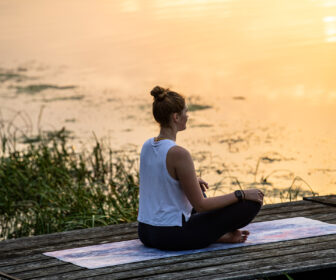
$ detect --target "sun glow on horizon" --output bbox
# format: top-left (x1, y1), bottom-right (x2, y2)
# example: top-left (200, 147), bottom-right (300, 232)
top-left (323, 16), bottom-right (336, 42)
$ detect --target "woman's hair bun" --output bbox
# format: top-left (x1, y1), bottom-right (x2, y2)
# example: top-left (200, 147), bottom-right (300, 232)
top-left (150, 86), bottom-right (167, 101)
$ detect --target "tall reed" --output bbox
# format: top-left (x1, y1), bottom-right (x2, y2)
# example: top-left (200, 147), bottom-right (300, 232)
top-left (0, 126), bottom-right (139, 240)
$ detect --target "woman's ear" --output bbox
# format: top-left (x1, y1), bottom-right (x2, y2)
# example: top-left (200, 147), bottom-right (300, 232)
top-left (172, 112), bottom-right (179, 123)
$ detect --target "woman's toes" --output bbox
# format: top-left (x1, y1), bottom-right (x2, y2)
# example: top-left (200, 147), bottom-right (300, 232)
top-left (217, 230), bottom-right (250, 244)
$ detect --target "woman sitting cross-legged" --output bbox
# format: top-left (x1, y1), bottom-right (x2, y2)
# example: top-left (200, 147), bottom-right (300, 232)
top-left (137, 85), bottom-right (264, 251)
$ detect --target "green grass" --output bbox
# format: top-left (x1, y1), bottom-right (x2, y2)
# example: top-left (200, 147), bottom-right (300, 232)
top-left (284, 273), bottom-right (294, 280)
top-left (0, 127), bottom-right (139, 240)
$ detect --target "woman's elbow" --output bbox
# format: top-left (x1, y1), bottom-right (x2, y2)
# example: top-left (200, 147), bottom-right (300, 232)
top-left (192, 199), bottom-right (207, 213)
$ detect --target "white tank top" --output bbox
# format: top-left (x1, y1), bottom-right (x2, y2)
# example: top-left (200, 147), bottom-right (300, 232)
top-left (137, 138), bottom-right (193, 226)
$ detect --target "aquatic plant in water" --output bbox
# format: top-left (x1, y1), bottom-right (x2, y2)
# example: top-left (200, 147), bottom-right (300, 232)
top-left (187, 96), bottom-right (212, 112)
top-left (16, 84), bottom-right (77, 94)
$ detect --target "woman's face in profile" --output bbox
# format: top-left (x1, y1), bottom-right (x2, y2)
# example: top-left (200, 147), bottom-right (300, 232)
top-left (178, 106), bottom-right (189, 131)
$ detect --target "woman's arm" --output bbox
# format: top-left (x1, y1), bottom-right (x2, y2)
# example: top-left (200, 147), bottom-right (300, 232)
top-left (168, 146), bottom-right (263, 213)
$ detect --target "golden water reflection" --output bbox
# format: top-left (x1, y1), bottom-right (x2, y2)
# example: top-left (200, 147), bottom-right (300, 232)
top-left (0, 0), bottom-right (335, 202)
top-left (323, 16), bottom-right (336, 42)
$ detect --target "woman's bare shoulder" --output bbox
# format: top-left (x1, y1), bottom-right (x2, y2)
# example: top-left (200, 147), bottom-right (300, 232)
top-left (168, 145), bottom-right (191, 160)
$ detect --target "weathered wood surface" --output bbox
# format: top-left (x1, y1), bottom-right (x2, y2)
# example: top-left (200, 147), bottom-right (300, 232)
top-left (304, 194), bottom-right (336, 207)
top-left (0, 271), bottom-right (21, 280)
top-left (0, 195), bottom-right (335, 280)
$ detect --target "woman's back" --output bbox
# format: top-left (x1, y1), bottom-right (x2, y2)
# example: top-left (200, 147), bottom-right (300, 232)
top-left (137, 138), bottom-right (193, 227)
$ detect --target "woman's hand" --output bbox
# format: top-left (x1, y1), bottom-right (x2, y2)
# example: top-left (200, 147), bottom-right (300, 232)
top-left (197, 177), bottom-right (209, 193)
top-left (243, 189), bottom-right (264, 205)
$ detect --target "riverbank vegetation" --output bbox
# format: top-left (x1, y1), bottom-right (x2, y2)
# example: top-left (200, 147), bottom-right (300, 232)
top-left (0, 125), bottom-right (139, 240)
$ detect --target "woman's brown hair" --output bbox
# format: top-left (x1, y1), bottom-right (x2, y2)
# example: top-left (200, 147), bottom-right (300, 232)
top-left (150, 86), bottom-right (185, 127)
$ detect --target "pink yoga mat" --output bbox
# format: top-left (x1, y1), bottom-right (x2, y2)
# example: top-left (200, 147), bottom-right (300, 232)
top-left (44, 217), bottom-right (336, 269)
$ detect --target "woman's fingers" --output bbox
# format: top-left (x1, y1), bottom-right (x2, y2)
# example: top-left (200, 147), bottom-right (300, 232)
top-left (257, 189), bottom-right (264, 196)
top-left (198, 177), bottom-right (209, 191)
top-left (241, 189), bottom-right (264, 206)
top-left (199, 179), bottom-right (208, 186)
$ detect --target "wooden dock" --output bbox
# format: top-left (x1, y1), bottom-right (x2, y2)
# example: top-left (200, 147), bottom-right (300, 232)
top-left (0, 195), bottom-right (335, 280)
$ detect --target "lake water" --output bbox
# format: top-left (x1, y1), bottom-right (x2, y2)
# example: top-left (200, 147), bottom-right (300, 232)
top-left (1, 0), bottom-right (336, 203)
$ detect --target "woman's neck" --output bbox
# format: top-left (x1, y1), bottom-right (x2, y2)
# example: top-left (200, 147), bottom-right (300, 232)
top-left (157, 127), bottom-right (177, 142)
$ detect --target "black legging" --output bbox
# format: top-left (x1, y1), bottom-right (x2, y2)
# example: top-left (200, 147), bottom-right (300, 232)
top-left (138, 200), bottom-right (261, 251)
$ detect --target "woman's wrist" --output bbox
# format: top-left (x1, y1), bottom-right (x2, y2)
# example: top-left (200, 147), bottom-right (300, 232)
top-left (234, 190), bottom-right (244, 202)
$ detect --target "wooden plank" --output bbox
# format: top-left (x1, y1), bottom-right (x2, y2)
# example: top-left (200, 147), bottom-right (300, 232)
top-left (304, 195), bottom-right (336, 207)
top-left (1, 222), bottom-right (138, 246)
top-left (326, 218), bottom-right (336, 224)
top-left (0, 223), bottom-right (138, 253)
top-left (1, 259), bottom-right (70, 275)
top-left (257, 202), bottom-right (330, 216)
top-left (191, 258), bottom-right (336, 280)
top-left (0, 232), bottom-right (138, 260)
top-left (11, 264), bottom-right (83, 280)
top-left (260, 200), bottom-right (312, 209)
top-left (260, 200), bottom-right (326, 211)
top-left (0, 232), bottom-right (137, 257)
top-left (10, 235), bottom-right (336, 280)
top-left (0, 255), bottom-right (49, 268)
top-left (258, 198), bottom-right (333, 211)
top-left (0, 271), bottom-right (21, 280)
top-left (136, 249), bottom-right (336, 280)
top-left (254, 211), bottom-right (336, 223)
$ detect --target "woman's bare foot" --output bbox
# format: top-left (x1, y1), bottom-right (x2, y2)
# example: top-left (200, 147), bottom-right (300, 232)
top-left (216, 230), bottom-right (250, 243)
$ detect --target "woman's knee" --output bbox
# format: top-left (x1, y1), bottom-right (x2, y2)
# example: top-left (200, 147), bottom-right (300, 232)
top-left (240, 200), bottom-right (262, 224)
top-left (246, 200), bottom-right (262, 213)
